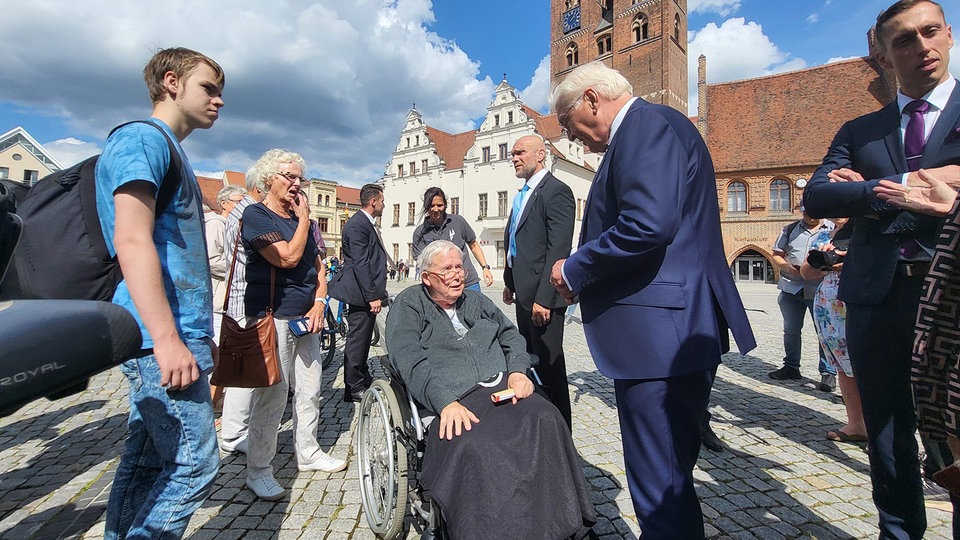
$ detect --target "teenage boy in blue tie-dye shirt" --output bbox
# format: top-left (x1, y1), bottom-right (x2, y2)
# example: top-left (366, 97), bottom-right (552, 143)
top-left (95, 47), bottom-right (224, 540)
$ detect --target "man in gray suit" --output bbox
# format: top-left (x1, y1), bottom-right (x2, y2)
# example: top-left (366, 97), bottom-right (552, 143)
top-left (328, 184), bottom-right (388, 403)
top-left (503, 135), bottom-right (576, 429)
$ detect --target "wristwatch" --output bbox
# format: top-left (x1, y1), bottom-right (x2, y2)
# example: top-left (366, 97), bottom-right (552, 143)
top-left (481, 264), bottom-right (491, 270)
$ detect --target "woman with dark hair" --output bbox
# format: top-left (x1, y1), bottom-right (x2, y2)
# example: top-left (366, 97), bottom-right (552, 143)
top-left (412, 187), bottom-right (493, 291)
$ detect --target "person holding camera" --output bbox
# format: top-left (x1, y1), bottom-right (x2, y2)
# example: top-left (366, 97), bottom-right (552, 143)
top-left (800, 219), bottom-right (866, 443)
top-left (769, 207), bottom-right (837, 390)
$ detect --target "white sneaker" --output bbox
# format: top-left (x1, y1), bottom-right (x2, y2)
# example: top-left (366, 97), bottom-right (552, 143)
top-left (246, 474), bottom-right (285, 501)
top-left (220, 437), bottom-right (248, 455)
top-left (298, 451), bottom-right (348, 473)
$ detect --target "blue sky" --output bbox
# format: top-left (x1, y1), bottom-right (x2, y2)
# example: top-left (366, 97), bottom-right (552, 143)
top-left (1, 0), bottom-right (957, 185)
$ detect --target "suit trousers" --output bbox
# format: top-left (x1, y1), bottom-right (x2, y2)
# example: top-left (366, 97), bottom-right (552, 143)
top-left (615, 368), bottom-right (715, 539)
top-left (344, 304), bottom-right (376, 394)
top-left (515, 304), bottom-right (571, 430)
top-left (846, 274), bottom-right (926, 540)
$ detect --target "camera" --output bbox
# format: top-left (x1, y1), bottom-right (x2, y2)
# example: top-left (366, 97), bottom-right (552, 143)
top-left (806, 249), bottom-right (844, 271)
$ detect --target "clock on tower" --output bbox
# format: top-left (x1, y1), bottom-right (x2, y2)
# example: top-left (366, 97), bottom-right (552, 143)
top-left (562, 6), bottom-right (580, 34)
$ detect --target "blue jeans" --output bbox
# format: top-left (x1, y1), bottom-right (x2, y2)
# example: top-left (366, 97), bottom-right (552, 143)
top-left (778, 290), bottom-right (835, 375)
top-left (105, 340), bottom-right (219, 540)
top-left (465, 283), bottom-right (481, 292)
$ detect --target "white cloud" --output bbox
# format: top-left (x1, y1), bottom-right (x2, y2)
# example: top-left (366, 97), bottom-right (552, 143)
top-left (952, 44), bottom-right (959, 80)
top-left (43, 138), bottom-right (100, 168)
top-left (688, 18), bottom-right (808, 115)
top-left (519, 56), bottom-right (552, 113)
top-left (0, 0), bottom-right (497, 186)
top-left (826, 55), bottom-right (860, 64)
top-left (806, 13), bottom-right (820, 24)
top-left (688, 0), bottom-right (741, 17)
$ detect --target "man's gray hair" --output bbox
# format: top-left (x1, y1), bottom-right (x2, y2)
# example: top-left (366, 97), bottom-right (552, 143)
top-left (418, 240), bottom-right (462, 274)
top-left (548, 61), bottom-right (633, 115)
top-left (247, 149), bottom-right (307, 193)
top-left (216, 184), bottom-right (246, 206)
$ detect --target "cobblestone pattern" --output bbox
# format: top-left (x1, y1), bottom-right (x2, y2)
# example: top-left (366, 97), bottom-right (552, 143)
top-left (0, 282), bottom-right (953, 539)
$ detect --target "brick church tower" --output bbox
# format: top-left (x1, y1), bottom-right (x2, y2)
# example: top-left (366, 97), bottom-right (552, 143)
top-left (550, 0), bottom-right (688, 114)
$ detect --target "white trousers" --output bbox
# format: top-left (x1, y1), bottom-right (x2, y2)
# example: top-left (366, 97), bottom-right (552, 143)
top-left (223, 315), bottom-right (326, 479)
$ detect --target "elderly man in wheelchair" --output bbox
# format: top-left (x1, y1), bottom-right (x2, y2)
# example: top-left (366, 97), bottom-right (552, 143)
top-left (356, 239), bottom-right (596, 539)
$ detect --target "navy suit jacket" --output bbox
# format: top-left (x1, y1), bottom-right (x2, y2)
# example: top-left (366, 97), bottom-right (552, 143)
top-left (803, 81), bottom-right (960, 306)
top-left (503, 172), bottom-right (575, 310)
top-left (564, 98), bottom-right (756, 380)
top-left (328, 211), bottom-right (387, 306)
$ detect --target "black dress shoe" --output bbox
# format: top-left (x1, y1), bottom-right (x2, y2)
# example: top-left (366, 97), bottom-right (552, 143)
top-left (343, 390), bottom-right (364, 403)
top-left (701, 423), bottom-right (724, 452)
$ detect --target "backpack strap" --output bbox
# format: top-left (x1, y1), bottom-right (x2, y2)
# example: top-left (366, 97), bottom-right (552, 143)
top-left (107, 120), bottom-right (184, 213)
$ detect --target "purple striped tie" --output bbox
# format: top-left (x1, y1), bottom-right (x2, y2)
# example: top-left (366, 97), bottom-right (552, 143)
top-left (904, 99), bottom-right (930, 172)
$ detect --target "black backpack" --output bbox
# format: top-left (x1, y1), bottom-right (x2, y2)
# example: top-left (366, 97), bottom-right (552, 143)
top-left (0, 121), bottom-right (183, 301)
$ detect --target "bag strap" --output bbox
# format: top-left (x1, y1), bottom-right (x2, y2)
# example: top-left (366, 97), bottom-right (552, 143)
top-left (222, 219), bottom-right (274, 315)
top-left (107, 120), bottom-right (184, 213)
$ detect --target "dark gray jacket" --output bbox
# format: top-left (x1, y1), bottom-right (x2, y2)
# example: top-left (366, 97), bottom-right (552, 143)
top-left (385, 285), bottom-right (531, 413)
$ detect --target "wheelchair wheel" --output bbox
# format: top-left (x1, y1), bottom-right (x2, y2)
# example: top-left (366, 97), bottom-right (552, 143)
top-left (357, 379), bottom-right (408, 539)
top-left (321, 309), bottom-right (344, 370)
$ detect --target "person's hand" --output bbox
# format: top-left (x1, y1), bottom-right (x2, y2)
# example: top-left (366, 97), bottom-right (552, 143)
top-left (907, 164), bottom-right (960, 189)
top-left (531, 302), bottom-right (551, 327)
top-left (438, 401), bottom-right (479, 440)
top-left (502, 286), bottom-right (514, 305)
top-left (827, 168), bottom-right (865, 183)
top-left (507, 372), bottom-right (534, 403)
top-left (292, 192), bottom-right (310, 220)
top-left (875, 169), bottom-right (959, 217)
top-left (549, 259), bottom-right (576, 301)
top-left (369, 298), bottom-right (382, 314)
top-left (482, 267), bottom-right (494, 287)
top-left (153, 338), bottom-right (200, 391)
top-left (305, 300), bottom-right (326, 333)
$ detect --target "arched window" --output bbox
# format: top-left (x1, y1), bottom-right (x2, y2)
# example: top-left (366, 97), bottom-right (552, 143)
top-left (566, 42), bottom-right (579, 67)
top-left (633, 14), bottom-right (649, 42)
top-left (674, 14), bottom-right (681, 42)
top-left (769, 179), bottom-right (791, 212)
top-left (727, 181), bottom-right (747, 214)
top-left (325, 195), bottom-right (331, 206)
top-left (597, 34), bottom-right (611, 55)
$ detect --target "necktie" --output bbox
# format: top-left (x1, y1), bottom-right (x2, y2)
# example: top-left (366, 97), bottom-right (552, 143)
top-left (900, 99), bottom-right (931, 260)
top-left (509, 184), bottom-right (530, 260)
top-left (904, 99), bottom-right (930, 172)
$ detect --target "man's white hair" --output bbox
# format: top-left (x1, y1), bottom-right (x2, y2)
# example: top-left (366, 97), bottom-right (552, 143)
top-left (418, 240), bottom-right (462, 275)
top-left (548, 61), bottom-right (633, 114)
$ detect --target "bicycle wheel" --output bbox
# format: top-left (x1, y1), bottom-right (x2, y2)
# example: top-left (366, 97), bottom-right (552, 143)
top-left (322, 308), bottom-right (345, 370)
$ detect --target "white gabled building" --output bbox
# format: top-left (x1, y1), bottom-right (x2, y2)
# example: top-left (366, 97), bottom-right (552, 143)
top-left (0, 126), bottom-right (63, 187)
top-left (379, 78), bottom-right (601, 282)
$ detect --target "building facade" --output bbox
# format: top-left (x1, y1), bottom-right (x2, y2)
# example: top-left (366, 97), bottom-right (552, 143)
top-left (379, 79), bottom-right (600, 282)
top-left (0, 126), bottom-right (62, 187)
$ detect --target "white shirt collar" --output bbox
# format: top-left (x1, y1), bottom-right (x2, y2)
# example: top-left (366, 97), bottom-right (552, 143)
top-left (608, 97), bottom-right (639, 146)
top-left (898, 77), bottom-right (956, 113)
top-left (360, 209), bottom-right (376, 224)
top-left (522, 168), bottom-right (549, 191)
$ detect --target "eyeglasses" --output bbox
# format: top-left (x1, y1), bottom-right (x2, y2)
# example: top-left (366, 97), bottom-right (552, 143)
top-left (558, 95), bottom-right (583, 136)
top-left (275, 171), bottom-right (305, 183)
top-left (427, 265), bottom-right (465, 283)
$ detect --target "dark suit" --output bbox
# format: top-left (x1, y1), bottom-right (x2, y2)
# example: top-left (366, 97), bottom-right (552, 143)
top-left (564, 98), bottom-right (756, 538)
top-left (503, 171), bottom-right (575, 428)
top-left (328, 210), bottom-right (387, 395)
top-left (803, 80), bottom-right (960, 539)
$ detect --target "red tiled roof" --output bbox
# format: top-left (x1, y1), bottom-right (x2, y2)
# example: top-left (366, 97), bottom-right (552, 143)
top-left (196, 175), bottom-right (226, 210)
top-left (224, 170), bottom-right (246, 188)
top-left (425, 126), bottom-right (476, 170)
top-left (704, 57), bottom-right (892, 172)
top-left (337, 186), bottom-right (361, 206)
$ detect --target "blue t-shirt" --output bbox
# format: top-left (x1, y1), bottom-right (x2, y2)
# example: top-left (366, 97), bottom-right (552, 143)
top-left (241, 203), bottom-right (320, 318)
top-left (94, 119), bottom-right (214, 362)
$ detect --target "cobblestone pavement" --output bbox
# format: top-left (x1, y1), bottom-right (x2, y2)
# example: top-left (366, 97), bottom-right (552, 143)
top-left (0, 282), bottom-right (954, 539)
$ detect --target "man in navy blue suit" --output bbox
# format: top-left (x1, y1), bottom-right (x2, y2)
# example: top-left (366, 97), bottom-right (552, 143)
top-left (548, 61), bottom-right (756, 539)
top-left (802, 1), bottom-right (958, 537)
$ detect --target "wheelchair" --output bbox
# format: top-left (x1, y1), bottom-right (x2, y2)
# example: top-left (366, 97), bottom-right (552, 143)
top-left (355, 356), bottom-right (444, 539)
